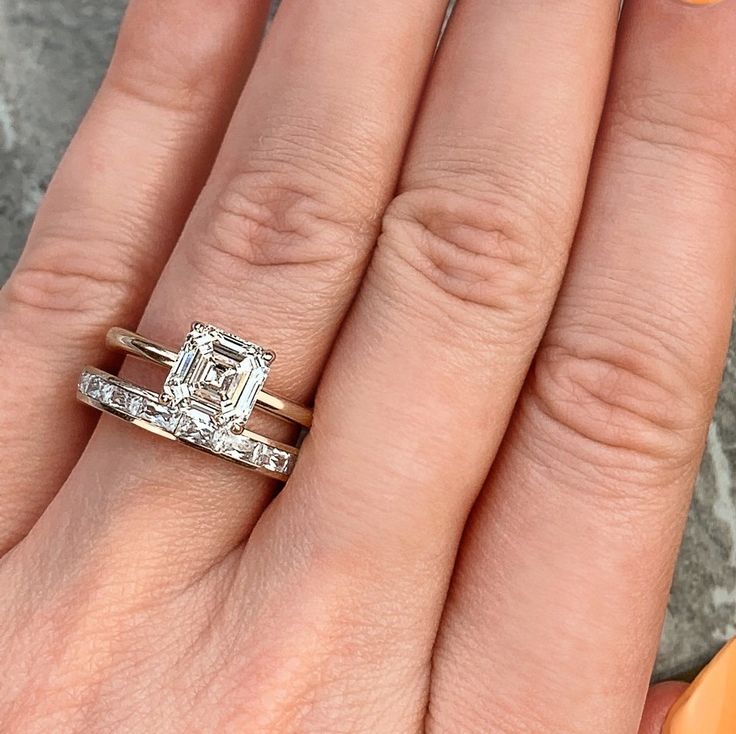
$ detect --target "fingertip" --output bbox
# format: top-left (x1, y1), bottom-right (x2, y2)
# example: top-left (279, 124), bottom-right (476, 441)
top-left (660, 639), bottom-right (736, 734)
top-left (640, 683), bottom-right (689, 734)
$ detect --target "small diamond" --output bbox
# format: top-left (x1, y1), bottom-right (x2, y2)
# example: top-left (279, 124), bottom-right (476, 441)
top-left (211, 427), bottom-right (238, 454)
top-left (98, 380), bottom-right (116, 404)
top-left (87, 377), bottom-right (103, 399)
top-left (109, 388), bottom-right (146, 417)
top-left (109, 387), bottom-right (128, 410)
top-left (79, 372), bottom-right (92, 394)
top-left (246, 441), bottom-right (268, 466)
top-left (126, 394), bottom-right (146, 417)
top-left (177, 410), bottom-right (217, 446)
top-left (260, 447), bottom-right (292, 474)
top-left (236, 437), bottom-right (260, 462)
top-left (143, 402), bottom-right (179, 433)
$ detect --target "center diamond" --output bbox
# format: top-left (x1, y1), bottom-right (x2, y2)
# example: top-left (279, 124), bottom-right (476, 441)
top-left (163, 323), bottom-right (273, 433)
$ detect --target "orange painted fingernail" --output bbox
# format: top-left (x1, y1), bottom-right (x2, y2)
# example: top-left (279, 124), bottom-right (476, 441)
top-left (678, 0), bottom-right (724, 5)
top-left (663, 638), bottom-right (736, 734)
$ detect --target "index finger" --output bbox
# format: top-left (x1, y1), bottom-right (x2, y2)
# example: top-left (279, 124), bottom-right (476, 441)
top-left (0, 0), bottom-right (270, 552)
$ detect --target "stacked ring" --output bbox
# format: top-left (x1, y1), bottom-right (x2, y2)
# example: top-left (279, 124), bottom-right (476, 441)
top-left (77, 322), bottom-right (311, 480)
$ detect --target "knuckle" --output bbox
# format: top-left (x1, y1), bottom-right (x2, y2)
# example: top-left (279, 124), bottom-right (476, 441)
top-left (193, 171), bottom-right (366, 285)
top-left (107, 5), bottom-right (238, 114)
top-left (2, 244), bottom-right (131, 326)
top-left (248, 113), bottom-right (387, 201)
top-left (610, 85), bottom-right (736, 169)
top-left (528, 335), bottom-right (706, 469)
top-left (106, 53), bottom-right (204, 116)
top-left (377, 187), bottom-right (559, 341)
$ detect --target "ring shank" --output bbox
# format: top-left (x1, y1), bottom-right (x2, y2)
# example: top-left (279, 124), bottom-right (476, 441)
top-left (107, 328), bottom-right (312, 429)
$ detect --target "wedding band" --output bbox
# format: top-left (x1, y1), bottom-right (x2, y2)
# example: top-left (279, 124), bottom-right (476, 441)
top-left (77, 322), bottom-right (310, 480)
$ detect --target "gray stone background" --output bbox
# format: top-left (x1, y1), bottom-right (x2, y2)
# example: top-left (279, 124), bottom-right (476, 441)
top-left (0, 0), bottom-right (734, 682)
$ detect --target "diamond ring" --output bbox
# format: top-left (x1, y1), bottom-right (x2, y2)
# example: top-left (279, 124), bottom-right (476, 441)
top-left (77, 323), bottom-right (310, 479)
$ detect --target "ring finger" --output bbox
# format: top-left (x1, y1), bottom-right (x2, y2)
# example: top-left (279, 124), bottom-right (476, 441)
top-left (32, 0), bottom-right (451, 582)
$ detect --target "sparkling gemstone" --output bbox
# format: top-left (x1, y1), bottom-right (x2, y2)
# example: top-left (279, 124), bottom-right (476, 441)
top-left (109, 389), bottom-right (146, 417)
top-left (87, 376), bottom-right (104, 400)
top-left (248, 441), bottom-right (267, 466)
top-left (211, 427), bottom-right (241, 453)
top-left (143, 402), bottom-right (179, 433)
top-left (163, 323), bottom-right (272, 430)
top-left (260, 448), bottom-right (292, 474)
top-left (79, 372), bottom-right (93, 394)
top-left (127, 394), bottom-right (146, 417)
top-left (98, 381), bottom-right (116, 404)
top-left (238, 439), bottom-right (262, 464)
top-left (176, 409), bottom-right (217, 446)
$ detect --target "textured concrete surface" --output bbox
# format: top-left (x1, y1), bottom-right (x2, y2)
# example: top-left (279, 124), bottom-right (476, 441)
top-left (1, 0), bottom-right (734, 681)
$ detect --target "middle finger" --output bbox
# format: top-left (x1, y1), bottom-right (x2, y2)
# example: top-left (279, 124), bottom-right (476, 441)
top-left (241, 0), bottom-right (619, 725)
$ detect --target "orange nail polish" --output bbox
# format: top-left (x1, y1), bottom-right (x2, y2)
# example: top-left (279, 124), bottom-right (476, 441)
top-left (663, 638), bottom-right (736, 734)
top-left (679, 0), bottom-right (724, 5)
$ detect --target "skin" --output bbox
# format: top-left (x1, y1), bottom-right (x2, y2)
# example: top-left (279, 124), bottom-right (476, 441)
top-left (0, 0), bottom-right (732, 731)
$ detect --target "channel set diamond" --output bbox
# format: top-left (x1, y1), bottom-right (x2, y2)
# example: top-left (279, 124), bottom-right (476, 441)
top-left (177, 409), bottom-right (218, 447)
top-left (79, 371), bottom-right (157, 419)
top-left (143, 401), bottom-right (180, 433)
top-left (78, 368), bottom-right (295, 477)
top-left (209, 428), bottom-right (293, 474)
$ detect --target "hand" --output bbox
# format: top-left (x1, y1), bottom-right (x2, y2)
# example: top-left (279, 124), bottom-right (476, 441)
top-left (0, 0), bottom-right (732, 731)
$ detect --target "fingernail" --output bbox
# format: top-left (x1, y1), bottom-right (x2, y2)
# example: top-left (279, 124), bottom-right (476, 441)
top-left (678, 0), bottom-right (725, 5)
top-left (663, 638), bottom-right (736, 734)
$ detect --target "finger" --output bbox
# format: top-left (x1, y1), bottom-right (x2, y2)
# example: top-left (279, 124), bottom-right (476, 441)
top-left (429, 2), bottom-right (736, 732)
top-left (39, 1), bottom-right (450, 577)
top-left (237, 1), bottom-right (619, 727)
top-left (0, 0), bottom-right (269, 551)
top-left (641, 684), bottom-right (687, 734)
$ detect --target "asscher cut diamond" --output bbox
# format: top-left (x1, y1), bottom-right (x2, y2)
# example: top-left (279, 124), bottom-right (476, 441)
top-left (164, 323), bottom-right (272, 432)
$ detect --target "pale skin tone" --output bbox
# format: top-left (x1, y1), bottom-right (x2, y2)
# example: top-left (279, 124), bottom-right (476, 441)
top-left (0, 0), bottom-right (732, 731)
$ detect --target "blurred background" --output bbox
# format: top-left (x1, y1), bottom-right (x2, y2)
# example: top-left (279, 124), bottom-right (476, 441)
top-left (0, 0), bottom-right (734, 681)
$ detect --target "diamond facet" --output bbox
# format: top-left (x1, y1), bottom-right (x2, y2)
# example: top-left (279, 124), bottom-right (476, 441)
top-left (98, 381), bottom-right (116, 404)
top-left (111, 389), bottom-right (146, 417)
top-left (80, 372), bottom-right (104, 400)
top-left (163, 323), bottom-right (271, 431)
top-left (176, 409), bottom-right (217, 446)
top-left (143, 402), bottom-right (179, 433)
top-left (261, 448), bottom-right (292, 474)
top-left (79, 372), bottom-right (93, 394)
